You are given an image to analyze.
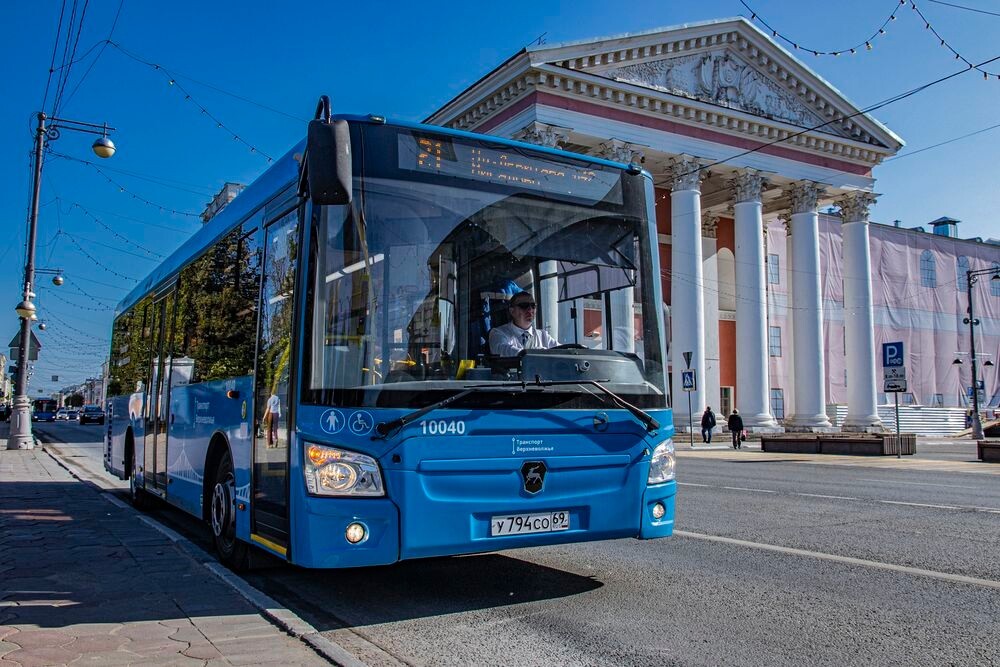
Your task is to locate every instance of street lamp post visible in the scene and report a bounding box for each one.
[6,112,115,450]
[964,266,1000,442]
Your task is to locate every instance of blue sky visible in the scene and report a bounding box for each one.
[3,0,999,396]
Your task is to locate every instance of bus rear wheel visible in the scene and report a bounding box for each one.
[210,451,248,569]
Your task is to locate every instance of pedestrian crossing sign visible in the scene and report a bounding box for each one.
[681,369,696,392]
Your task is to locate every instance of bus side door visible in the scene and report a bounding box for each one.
[143,287,177,495]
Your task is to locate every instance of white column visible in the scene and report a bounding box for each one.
[669,156,706,429]
[786,182,832,429]
[782,217,796,420]
[702,215,721,421]
[838,192,882,431]
[731,171,779,429]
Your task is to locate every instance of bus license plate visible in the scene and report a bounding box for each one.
[490,511,570,537]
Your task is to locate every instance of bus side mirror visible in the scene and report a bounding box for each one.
[306,119,353,205]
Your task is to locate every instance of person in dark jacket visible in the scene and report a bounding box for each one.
[727,409,745,449]
[700,406,716,444]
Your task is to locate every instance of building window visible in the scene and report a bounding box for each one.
[993,263,1000,297]
[901,393,916,405]
[767,253,780,284]
[770,388,785,420]
[956,256,969,291]
[931,394,944,407]
[768,326,781,356]
[920,250,936,287]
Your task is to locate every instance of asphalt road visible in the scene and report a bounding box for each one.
[35,423,1000,666]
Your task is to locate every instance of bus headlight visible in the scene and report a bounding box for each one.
[647,439,675,485]
[304,443,384,497]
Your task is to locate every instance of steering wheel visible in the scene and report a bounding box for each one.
[551,343,587,350]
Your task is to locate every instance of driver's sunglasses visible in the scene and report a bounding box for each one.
[514,302,537,310]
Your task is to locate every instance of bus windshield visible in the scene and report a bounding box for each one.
[303,123,666,409]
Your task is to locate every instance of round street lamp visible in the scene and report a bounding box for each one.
[92,135,116,159]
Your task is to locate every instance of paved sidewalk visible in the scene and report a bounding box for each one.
[0,440,328,665]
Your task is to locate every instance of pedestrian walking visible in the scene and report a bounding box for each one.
[728,409,745,449]
[700,406,716,443]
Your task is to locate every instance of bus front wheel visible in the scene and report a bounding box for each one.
[210,451,248,569]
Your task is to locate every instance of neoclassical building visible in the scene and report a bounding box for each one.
[426,18,931,431]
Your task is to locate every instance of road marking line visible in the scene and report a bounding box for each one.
[793,493,857,501]
[675,530,1000,591]
[855,478,977,489]
[682,482,1000,513]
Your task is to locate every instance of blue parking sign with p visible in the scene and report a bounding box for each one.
[882,342,903,368]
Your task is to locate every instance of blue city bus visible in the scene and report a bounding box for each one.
[32,398,58,422]
[104,98,675,569]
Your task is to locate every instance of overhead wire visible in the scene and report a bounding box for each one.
[61,0,125,109]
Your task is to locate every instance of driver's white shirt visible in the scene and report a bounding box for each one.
[489,322,557,357]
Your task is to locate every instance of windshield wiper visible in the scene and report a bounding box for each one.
[373,377,659,439]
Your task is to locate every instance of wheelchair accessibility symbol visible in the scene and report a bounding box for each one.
[319,409,346,434]
[349,410,374,436]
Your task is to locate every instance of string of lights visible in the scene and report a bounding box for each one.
[42,310,111,343]
[740,0,902,56]
[46,151,202,218]
[50,152,216,196]
[742,0,1000,77]
[908,1,1000,78]
[106,39,276,162]
[43,288,114,312]
[60,229,162,261]
[59,199,165,259]
[59,232,140,281]
[60,281,121,305]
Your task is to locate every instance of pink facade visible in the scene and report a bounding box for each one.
[766,216,1000,410]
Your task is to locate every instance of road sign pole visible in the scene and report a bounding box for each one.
[687,391,694,449]
[895,392,900,459]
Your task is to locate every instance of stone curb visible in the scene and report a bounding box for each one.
[39,444,368,667]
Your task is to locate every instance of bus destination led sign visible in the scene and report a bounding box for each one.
[398,134,623,203]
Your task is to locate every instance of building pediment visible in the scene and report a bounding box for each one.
[600,50,831,135]
[424,17,903,169]
[530,18,901,151]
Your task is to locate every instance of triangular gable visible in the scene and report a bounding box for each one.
[522,18,902,151]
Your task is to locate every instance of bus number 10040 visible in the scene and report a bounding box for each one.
[419,419,466,436]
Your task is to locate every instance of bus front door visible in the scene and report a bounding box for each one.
[143,289,176,495]
[251,210,298,550]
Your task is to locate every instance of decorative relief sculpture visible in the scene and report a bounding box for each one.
[836,191,878,223]
[605,50,839,134]
[513,121,569,148]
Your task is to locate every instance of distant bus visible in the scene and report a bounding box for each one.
[32,398,57,422]
[104,98,676,569]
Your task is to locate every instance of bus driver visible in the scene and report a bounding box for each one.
[489,291,557,357]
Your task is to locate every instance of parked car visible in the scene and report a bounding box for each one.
[78,405,105,425]
[56,409,69,420]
